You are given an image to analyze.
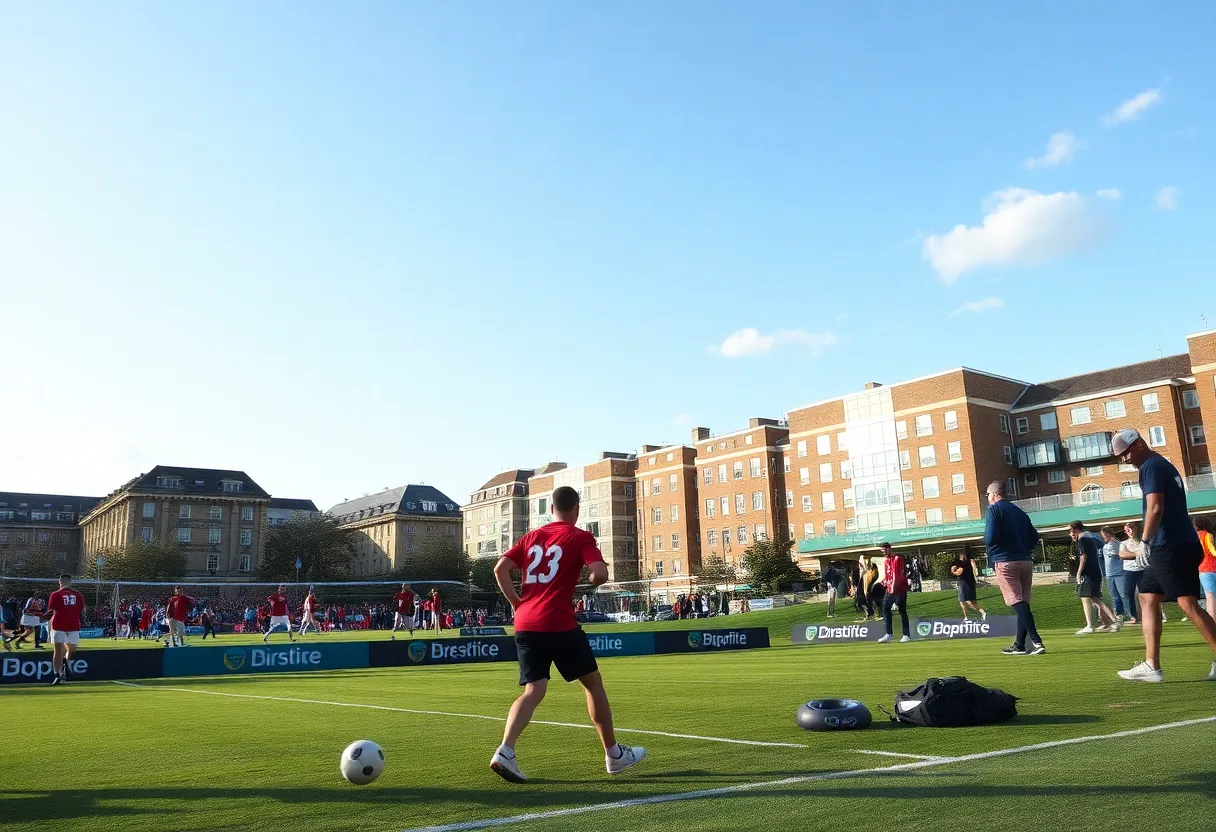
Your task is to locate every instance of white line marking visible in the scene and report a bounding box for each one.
[853,750,944,761]
[401,714,1216,832]
[111,681,806,749]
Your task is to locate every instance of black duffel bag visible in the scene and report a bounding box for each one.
[890,676,1018,727]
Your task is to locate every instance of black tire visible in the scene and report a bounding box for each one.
[796,698,872,731]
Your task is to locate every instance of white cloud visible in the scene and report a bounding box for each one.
[1024,130,1080,169]
[949,297,1004,318]
[922,188,1112,282]
[715,328,836,358]
[1103,88,1162,126]
[1155,186,1180,211]
[1096,188,1122,200]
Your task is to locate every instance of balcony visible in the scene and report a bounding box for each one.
[1063,432,1113,463]
[1015,440,1061,469]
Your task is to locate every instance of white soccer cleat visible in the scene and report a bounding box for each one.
[1118,661,1164,683]
[1108,620,1122,632]
[900,635,911,643]
[606,744,646,775]
[1094,625,1110,632]
[980,609,988,621]
[490,748,527,783]
[1206,662,1216,681]
[876,634,892,643]
[1075,626,1095,635]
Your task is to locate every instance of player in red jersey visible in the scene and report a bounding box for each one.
[42,574,86,685]
[390,583,416,640]
[298,586,321,636]
[264,585,294,643]
[165,587,196,648]
[428,588,443,634]
[489,486,645,783]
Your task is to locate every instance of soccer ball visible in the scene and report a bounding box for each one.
[340,740,385,785]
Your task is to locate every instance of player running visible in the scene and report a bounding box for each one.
[264,585,295,643]
[489,485,645,783]
[41,574,86,685]
[14,594,46,649]
[390,583,416,640]
[165,587,196,648]
[298,586,321,636]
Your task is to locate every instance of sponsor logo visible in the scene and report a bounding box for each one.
[587,635,624,653]
[687,632,702,648]
[223,649,247,671]
[690,631,747,649]
[430,640,500,661]
[917,622,933,637]
[2,657,88,681]
[407,642,427,663]
[805,626,818,641]
[925,620,990,639]
[223,647,323,671]
[814,624,870,639]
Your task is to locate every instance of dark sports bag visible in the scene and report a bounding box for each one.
[890,676,1018,727]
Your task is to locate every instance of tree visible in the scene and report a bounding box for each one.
[395,539,471,584]
[694,555,737,588]
[261,515,358,582]
[84,542,189,582]
[612,561,641,583]
[469,555,500,592]
[741,537,803,593]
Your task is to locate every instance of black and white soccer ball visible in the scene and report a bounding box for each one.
[340,739,385,785]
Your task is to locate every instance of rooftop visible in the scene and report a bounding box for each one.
[267,498,320,512]
[1013,354,1193,409]
[475,469,535,492]
[327,485,461,524]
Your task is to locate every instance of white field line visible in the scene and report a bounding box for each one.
[852,749,944,761]
[110,681,807,749]
[401,714,1216,832]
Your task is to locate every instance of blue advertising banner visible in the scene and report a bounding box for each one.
[912,616,1018,640]
[459,627,508,636]
[370,636,517,668]
[79,628,106,639]
[653,628,770,654]
[1,648,164,685]
[162,642,369,678]
[791,622,886,645]
[585,631,655,658]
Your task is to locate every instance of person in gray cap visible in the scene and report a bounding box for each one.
[1111,428,1216,682]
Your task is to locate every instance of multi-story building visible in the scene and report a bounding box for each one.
[527,455,638,581]
[266,498,321,527]
[328,485,462,576]
[463,469,535,559]
[0,492,99,575]
[691,419,790,574]
[80,466,271,578]
[635,443,701,585]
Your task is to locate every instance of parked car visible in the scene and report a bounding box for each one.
[575,610,609,623]
[653,604,675,621]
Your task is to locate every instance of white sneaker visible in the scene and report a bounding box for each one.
[1206,662,1216,681]
[980,609,988,621]
[877,634,892,643]
[1108,620,1122,632]
[1118,661,1164,683]
[606,744,646,775]
[1075,626,1095,635]
[899,635,911,643]
[490,748,526,783]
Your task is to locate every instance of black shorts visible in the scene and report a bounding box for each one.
[515,627,597,686]
[957,582,977,603]
[1139,540,1204,602]
[1075,575,1104,599]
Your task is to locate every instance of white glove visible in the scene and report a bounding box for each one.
[1135,542,1152,571]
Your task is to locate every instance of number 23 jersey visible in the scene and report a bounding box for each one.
[504,521,605,632]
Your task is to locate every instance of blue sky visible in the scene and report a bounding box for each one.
[2,3,1213,510]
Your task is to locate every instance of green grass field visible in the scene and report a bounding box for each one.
[2,585,1214,832]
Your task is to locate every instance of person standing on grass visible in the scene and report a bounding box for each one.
[165,587,195,648]
[1110,429,1216,682]
[1118,521,1145,623]
[1196,517,1216,618]
[822,561,841,618]
[489,485,645,783]
[298,586,321,637]
[390,583,416,640]
[40,574,85,686]
[984,481,1046,656]
[1101,526,1131,622]
[429,588,443,635]
[264,585,295,643]
[15,594,46,649]
[200,606,216,640]
[1070,522,1121,635]
[951,546,988,622]
[877,543,910,643]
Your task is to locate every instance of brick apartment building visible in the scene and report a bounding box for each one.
[328,485,462,576]
[0,492,100,575]
[690,419,790,574]
[463,468,534,559]
[80,466,272,578]
[527,455,638,580]
[635,443,701,583]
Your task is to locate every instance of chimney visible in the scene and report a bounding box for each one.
[639,444,662,454]
[692,427,711,442]
[864,381,883,390]
[749,417,779,428]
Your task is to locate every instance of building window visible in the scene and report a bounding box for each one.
[669,505,679,522]
[206,554,220,572]
[1016,440,1061,468]
[817,435,831,455]
[707,529,718,547]
[1118,463,1137,473]
[947,441,963,462]
[749,458,762,478]
[703,468,712,486]
[37,532,49,544]
[1143,392,1160,413]
[801,495,813,512]
[951,473,965,494]
[221,480,243,493]
[785,490,794,508]
[905,511,918,527]
[705,498,716,519]
[734,494,745,514]
[177,528,192,543]
[918,446,936,468]
[899,450,911,471]
[902,480,914,501]
[651,507,662,524]
[896,420,908,440]
[650,478,661,496]
[1120,481,1142,499]
[733,462,744,480]
[835,433,847,452]
[210,506,223,521]
[999,414,1010,434]
[669,474,679,492]
[945,411,959,431]
[141,527,154,543]
[1085,465,1104,476]
[1003,445,1013,466]
[745,435,753,445]
[718,464,727,483]
[721,527,731,544]
[179,505,191,519]
[1024,471,1039,486]
[788,523,796,539]
[1191,425,1207,446]
[823,520,837,537]
[720,496,730,516]
[922,477,940,499]
[1105,400,1126,419]
[1006,477,1019,498]
[1065,432,1114,462]
[822,492,836,512]
[242,506,254,521]
[955,505,970,521]
[1070,406,1092,425]
[737,525,749,545]
[751,492,764,511]
[1199,463,1214,475]
[156,476,184,488]
[1182,389,1200,410]
[1148,426,1167,447]
[845,518,858,532]
[1079,484,1104,505]
[797,440,808,458]
[239,554,252,572]
[803,522,815,538]
[652,536,662,553]
[625,484,634,499]
[1040,412,1058,431]
[240,529,252,546]
[754,525,767,541]
[799,467,810,486]
[926,508,943,525]
[143,502,156,519]
[915,415,933,437]
[208,528,221,544]
[783,457,791,474]
[672,534,681,551]
[843,487,854,509]
[819,463,832,484]
[840,460,852,479]
[1015,417,1029,435]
